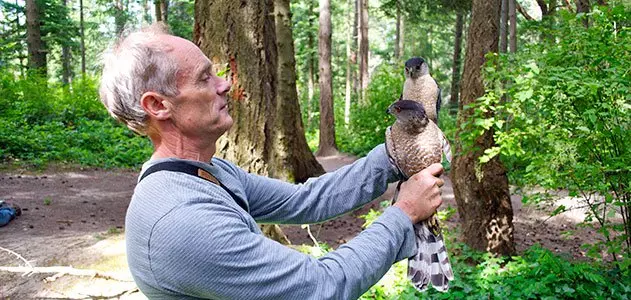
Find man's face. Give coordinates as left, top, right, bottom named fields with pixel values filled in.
left=163, top=35, right=233, bottom=140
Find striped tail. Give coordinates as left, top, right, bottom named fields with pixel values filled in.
left=407, top=216, right=454, bottom=292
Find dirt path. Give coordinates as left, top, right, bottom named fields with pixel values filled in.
left=0, top=157, right=601, bottom=298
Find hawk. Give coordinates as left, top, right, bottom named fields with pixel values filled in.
left=386, top=99, right=454, bottom=292
left=402, top=57, right=441, bottom=124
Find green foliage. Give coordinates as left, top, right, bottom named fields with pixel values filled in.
left=460, top=5, right=631, bottom=260
left=336, top=63, right=401, bottom=156
left=356, top=210, right=631, bottom=300
left=0, top=71, right=151, bottom=168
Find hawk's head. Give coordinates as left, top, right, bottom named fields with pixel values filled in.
left=404, top=57, right=429, bottom=79
left=387, top=99, right=429, bottom=132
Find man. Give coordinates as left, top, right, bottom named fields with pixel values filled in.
left=99, top=25, right=444, bottom=299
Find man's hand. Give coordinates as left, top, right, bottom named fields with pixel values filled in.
left=393, top=163, right=444, bottom=224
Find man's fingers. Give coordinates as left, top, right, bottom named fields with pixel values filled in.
left=422, top=163, right=444, bottom=177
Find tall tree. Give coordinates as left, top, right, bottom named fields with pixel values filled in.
left=508, top=0, right=516, bottom=53
left=357, top=0, right=369, bottom=105
left=195, top=0, right=324, bottom=244
left=452, top=0, right=516, bottom=255
left=576, top=0, right=590, bottom=27
left=307, top=0, right=316, bottom=128
left=499, top=0, right=508, bottom=53
left=194, top=0, right=324, bottom=182
left=316, top=0, right=338, bottom=156
left=344, top=0, right=353, bottom=125
left=394, top=0, right=402, bottom=60
left=25, top=0, right=46, bottom=74
left=61, top=0, right=72, bottom=84
left=79, top=0, right=86, bottom=77
left=154, top=0, right=162, bottom=21
left=450, top=11, right=464, bottom=111
left=160, top=0, right=169, bottom=22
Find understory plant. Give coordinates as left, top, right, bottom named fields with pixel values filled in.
left=460, top=5, right=630, bottom=264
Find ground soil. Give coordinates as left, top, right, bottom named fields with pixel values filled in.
left=0, top=156, right=603, bottom=299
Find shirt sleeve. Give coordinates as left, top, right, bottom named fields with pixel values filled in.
left=148, top=199, right=417, bottom=299
left=232, top=144, right=402, bottom=224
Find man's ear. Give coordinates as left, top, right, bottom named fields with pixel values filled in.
left=141, top=92, right=172, bottom=120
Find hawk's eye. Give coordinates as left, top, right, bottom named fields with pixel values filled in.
left=415, top=66, right=421, bottom=70
left=395, top=107, right=401, bottom=113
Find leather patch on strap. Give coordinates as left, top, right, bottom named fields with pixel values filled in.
left=198, top=168, right=219, bottom=185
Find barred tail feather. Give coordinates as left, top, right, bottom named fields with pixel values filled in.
left=408, top=221, right=453, bottom=292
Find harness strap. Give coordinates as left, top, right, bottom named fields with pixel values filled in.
left=139, top=161, right=249, bottom=212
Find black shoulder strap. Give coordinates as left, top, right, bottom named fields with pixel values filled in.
left=139, top=161, right=249, bottom=212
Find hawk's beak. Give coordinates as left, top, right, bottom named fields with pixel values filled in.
left=386, top=103, right=396, bottom=115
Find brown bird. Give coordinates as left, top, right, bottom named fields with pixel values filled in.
left=385, top=99, right=454, bottom=292
left=402, top=57, right=441, bottom=124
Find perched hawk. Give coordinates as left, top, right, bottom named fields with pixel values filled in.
left=402, top=57, right=442, bottom=124
left=386, top=99, right=454, bottom=292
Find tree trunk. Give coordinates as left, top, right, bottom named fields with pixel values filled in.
left=61, top=0, right=72, bottom=84
left=358, top=0, right=369, bottom=105
left=399, top=16, right=405, bottom=59
left=452, top=0, right=516, bottom=256
left=307, top=0, right=316, bottom=128
left=79, top=0, right=86, bottom=78
left=499, top=0, right=508, bottom=53
left=195, top=0, right=325, bottom=245
left=352, top=0, right=358, bottom=95
left=160, top=0, right=169, bottom=23
left=155, top=0, right=162, bottom=22
left=450, top=12, right=464, bottom=112
left=315, top=0, right=338, bottom=156
left=25, top=0, right=46, bottom=75
left=576, top=0, right=590, bottom=27
left=274, top=0, right=324, bottom=178
left=344, top=0, right=353, bottom=125
left=394, top=1, right=401, bottom=60
left=15, top=0, right=25, bottom=75
left=194, top=0, right=324, bottom=182
left=508, top=0, right=517, bottom=53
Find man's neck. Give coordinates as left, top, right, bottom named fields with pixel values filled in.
left=150, top=131, right=216, bottom=163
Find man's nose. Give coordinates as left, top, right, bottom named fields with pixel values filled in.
left=217, top=77, right=231, bottom=95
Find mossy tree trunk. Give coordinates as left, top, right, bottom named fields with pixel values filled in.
left=194, top=0, right=325, bottom=243
left=452, top=0, right=516, bottom=256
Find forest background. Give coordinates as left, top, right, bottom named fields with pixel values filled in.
left=0, top=0, right=629, bottom=298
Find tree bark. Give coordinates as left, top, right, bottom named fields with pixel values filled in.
left=508, top=0, right=517, bottom=53
left=358, top=0, right=369, bottom=105
left=499, top=0, right=508, bottom=53
left=399, top=16, right=405, bottom=59
left=195, top=0, right=325, bottom=244
left=25, top=0, right=46, bottom=75
left=155, top=0, right=162, bottom=22
left=394, top=0, right=401, bottom=60
left=61, top=0, right=72, bottom=84
left=79, top=0, right=86, bottom=77
left=345, top=0, right=353, bottom=125
left=576, top=0, right=590, bottom=28
left=352, top=0, right=358, bottom=94
left=450, top=12, right=464, bottom=112
left=452, top=0, right=516, bottom=256
left=315, top=0, right=338, bottom=156
left=307, top=0, right=316, bottom=128
left=194, top=0, right=324, bottom=182
left=160, top=0, right=169, bottom=23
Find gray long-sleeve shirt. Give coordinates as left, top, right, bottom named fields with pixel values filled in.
left=125, top=144, right=417, bottom=299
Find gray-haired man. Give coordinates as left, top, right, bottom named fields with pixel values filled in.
left=99, top=25, right=444, bottom=299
